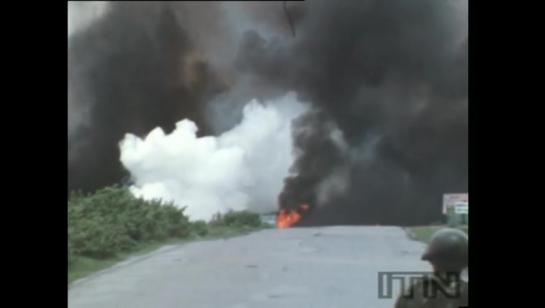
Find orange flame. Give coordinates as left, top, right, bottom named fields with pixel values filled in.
left=276, top=204, right=310, bottom=229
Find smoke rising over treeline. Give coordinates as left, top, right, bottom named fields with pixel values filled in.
left=68, top=2, right=225, bottom=192
left=236, top=0, right=467, bottom=224
left=119, top=93, right=307, bottom=221
left=68, top=1, right=467, bottom=225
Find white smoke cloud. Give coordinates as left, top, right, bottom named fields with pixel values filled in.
left=119, top=92, right=308, bottom=221
left=68, top=1, right=110, bottom=37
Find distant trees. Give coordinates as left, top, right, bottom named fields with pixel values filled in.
left=68, top=186, right=268, bottom=266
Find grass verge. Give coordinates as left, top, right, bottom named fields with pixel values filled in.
left=405, top=225, right=468, bottom=243
left=68, top=187, right=273, bottom=285
left=69, top=224, right=272, bottom=284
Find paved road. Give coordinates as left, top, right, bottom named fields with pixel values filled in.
left=68, top=226, right=430, bottom=308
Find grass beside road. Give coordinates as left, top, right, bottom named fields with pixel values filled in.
left=68, top=186, right=272, bottom=285
left=70, top=237, right=199, bottom=284
left=69, top=224, right=271, bottom=284
left=405, top=225, right=468, bottom=243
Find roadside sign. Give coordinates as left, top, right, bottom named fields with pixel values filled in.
left=454, top=202, right=468, bottom=214
left=443, top=193, right=468, bottom=214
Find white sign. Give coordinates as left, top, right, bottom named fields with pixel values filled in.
left=443, top=193, right=468, bottom=214
left=454, top=202, right=468, bottom=215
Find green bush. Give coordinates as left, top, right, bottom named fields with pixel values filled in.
left=68, top=242, right=77, bottom=268
left=68, top=186, right=191, bottom=260
left=208, top=212, right=226, bottom=227
left=68, top=186, right=269, bottom=265
left=214, top=210, right=262, bottom=228
left=190, top=220, right=209, bottom=237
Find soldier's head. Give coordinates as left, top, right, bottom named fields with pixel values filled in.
left=421, top=228, right=468, bottom=273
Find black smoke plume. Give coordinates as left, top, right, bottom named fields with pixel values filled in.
left=68, top=2, right=223, bottom=192
left=236, top=0, right=468, bottom=225
left=68, top=1, right=467, bottom=226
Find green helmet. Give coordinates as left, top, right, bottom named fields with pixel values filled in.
left=421, top=228, right=468, bottom=271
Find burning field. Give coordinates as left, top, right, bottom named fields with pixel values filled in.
left=69, top=0, right=467, bottom=226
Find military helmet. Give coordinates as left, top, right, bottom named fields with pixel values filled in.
left=421, top=228, right=468, bottom=271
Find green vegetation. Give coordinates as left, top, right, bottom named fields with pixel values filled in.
left=68, top=186, right=271, bottom=284
left=405, top=225, right=468, bottom=243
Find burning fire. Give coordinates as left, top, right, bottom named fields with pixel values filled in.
left=276, top=204, right=310, bottom=229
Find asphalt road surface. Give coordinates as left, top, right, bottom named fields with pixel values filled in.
left=68, top=226, right=430, bottom=308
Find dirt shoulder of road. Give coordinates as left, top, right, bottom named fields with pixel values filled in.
left=405, top=225, right=468, bottom=243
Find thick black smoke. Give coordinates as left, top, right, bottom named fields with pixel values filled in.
left=68, top=1, right=467, bottom=225
left=236, top=0, right=468, bottom=225
left=278, top=111, right=349, bottom=212
left=68, top=2, right=224, bottom=192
